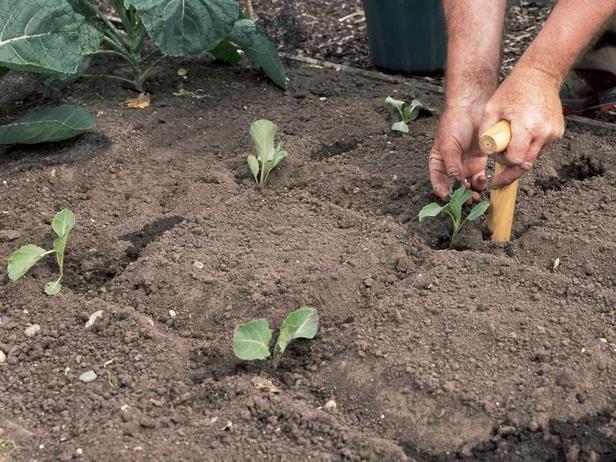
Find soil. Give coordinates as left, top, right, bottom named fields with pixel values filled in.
left=0, top=57, right=616, bottom=462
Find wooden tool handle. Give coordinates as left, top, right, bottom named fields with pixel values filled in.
left=479, top=120, right=517, bottom=242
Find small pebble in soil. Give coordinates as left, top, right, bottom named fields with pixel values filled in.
left=363, top=278, right=374, bottom=288
left=79, top=371, right=97, bottom=383
left=528, top=421, right=540, bottom=432
left=0, top=350, right=6, bottom=363
left=85, top=311, right=104, bottom=329
left=193, top=261, right=204, bottom=269
left=24, top=324, right=41, bottom=338
left=325, top=399, right=337, bottom=410
left=169, top=310, right=177, bottom=319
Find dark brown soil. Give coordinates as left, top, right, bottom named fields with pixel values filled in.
left=1, top=58, right=616, bottom=462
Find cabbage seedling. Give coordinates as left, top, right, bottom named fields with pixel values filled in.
left=234, top=307, right=319, bottom=365
left=385, top=96, right=437, bottom=133
left=418, top=187, right=490, bottom=247
left=247, top=119, right=288, bottom=187
left=7, top=209, right=75, bottom=295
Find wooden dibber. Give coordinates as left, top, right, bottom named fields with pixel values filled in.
left=479, top=120, right=516, bottom=242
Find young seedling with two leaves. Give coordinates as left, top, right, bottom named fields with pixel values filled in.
left=418, top=187, right=490, bottom=248
left=247, top=119, right=288, bottom=187
left=234, top=307, right=319, bottom=366
left=7, top=209, right=75, bottom=295
left=385, top=96, right=437, bottom=133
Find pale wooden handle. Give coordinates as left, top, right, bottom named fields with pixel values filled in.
left=479, top=120, right=512, bottom=156
left=479, top=120, right=517, bottom=242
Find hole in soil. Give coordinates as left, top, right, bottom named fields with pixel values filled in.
left=312, top=139, right=358, bottom=159
left=400, top=410, right=616, bottom=461
left=63, top=216, right=185, bottom=293
left=120, top=216, right=184, bottom=261
left=535, top=155, right=605, bottom=191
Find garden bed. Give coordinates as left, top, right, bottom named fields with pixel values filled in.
left=1, top=60, right=616, bottom=461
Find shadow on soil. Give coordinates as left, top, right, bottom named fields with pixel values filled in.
left=0, top=133, right=112, bottom=173
left=402, top=410, right=616, bottom=461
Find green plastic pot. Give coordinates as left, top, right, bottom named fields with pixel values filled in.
left=362, top=0, right=446, bottom=74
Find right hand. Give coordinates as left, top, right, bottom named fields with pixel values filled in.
left=428, top=104, right=489, bottom=202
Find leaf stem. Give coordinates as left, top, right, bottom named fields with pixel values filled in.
left=82, top=73, right=138, bottom=87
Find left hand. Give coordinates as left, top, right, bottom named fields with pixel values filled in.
left=480, top=64, right=566, bottom=188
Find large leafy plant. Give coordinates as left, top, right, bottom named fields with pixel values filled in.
left=0, top=0, right=286, bottom=145
left=7, top=209, right=75, bottom=295
left=234, top=307, right=319, bottom=366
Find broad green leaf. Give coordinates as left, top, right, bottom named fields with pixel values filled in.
left=210, top=39, right=243, bottom=64
left=275, top=307, right=319, bottom=358
left=52, top=209, right=75, bottom=238
left=44, top=278, right=62, bottom=295
left=66, top=0, right=97, bottom=20
left=233, top=319, right=272, bottom=360
left=449, top=187, right=473, bottom=222
left=270, top=148, right=287, bottom=169
left=247, top=155, right=260, bottom=179
left=250, top=119, right=276, bottom=162
left=228, top=19, right=287, bottom=89
left=406, top=99, right=437, bottom=121
left=40, top=58, right=91, bottom=91
left=51, top=209, right=75, bottom=273
left=0, top=0, right=86, bottom=75
left=391, top=121, right=409, bottom=133
left=418, top=203, right=444, bottom=222
left=0, top=105, right=95, bottom=145
left=124, top=0, right=239, bottom=56
left=467, top=200, right=491, bottom=222
left=385, top=96, right=406, bottom=119
left=7, top=244, right=49, bottom=281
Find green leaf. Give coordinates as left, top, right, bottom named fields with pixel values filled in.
left=44, top=278, right=62, bottom=296
left=275, top=307, right=319, bottom=358
left=406, top=99, right=437, bottom=121
left=52, top=209, right=75, bottom=238
left=250, top=119, right=276, bottom=162
left=385, top=96, right=406, bottom=119
left=67, top=0, right=97, bottom=20
left=448, top=187, right=473, bottom=222
left=0, top=105, right=95, bottom=145
left=391, top=121, right=409, bottom=133
left=269, top=148, right=287, bottom=169
left=247, top=155, right=260, bottom=180
left=124, top=0, right=239, bottom=56
left=467, top=200, right=491, bottom=222
left=228, top=19, right=287, bottom=89
left=209, top=39, right=243, bottom=64
left=7, top=245, right=49, bottom=281
left=418, top=203, right=444, bottom=222
left=0, top=0, right=86, bottom=75
left=51, top=209, right=75, bottom=273
left=233, top=319, right=272, bottom=360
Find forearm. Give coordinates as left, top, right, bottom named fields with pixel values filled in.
left=517, top=0, right=616, bottom=84
left=443, top=0, right=507, bottom=108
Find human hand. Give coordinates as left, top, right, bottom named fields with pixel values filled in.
left=480, top=65, right=565, bottom=188
left=429, top=103, right=489, bottom=201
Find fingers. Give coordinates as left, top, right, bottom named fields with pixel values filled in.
left=439, top=139, right=465, bottom=183
left=470, top=170, right=488, bottom=191
left=492, top=140, right=543, bottom=188
left=429, top=148, right=453, bottom=200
